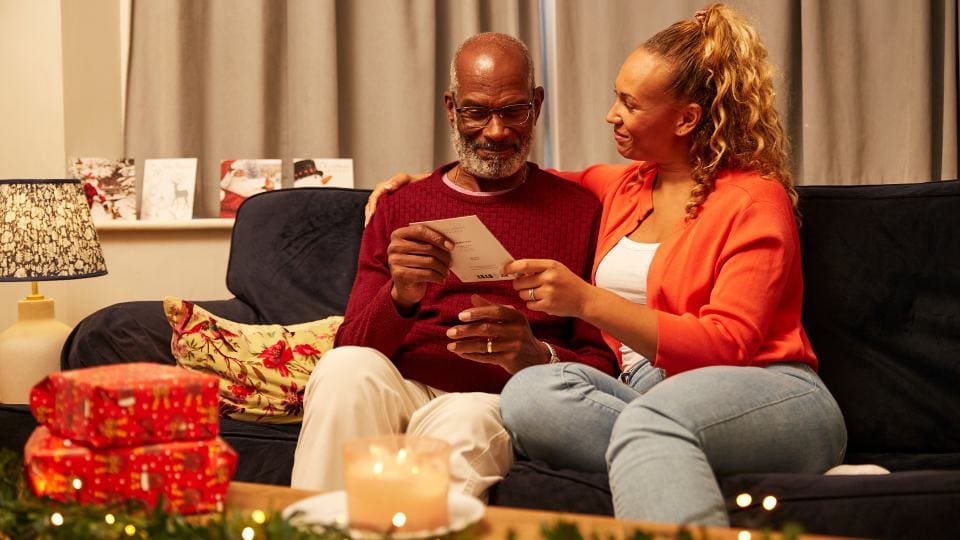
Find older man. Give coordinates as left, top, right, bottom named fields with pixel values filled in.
left=291, top=32, right=615, bottom=498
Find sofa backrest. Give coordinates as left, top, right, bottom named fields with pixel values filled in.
left=227, top=182, right=960, bottom=455
left=227, top=187, right=371, bottom=324
left=796, top=180, right=960, bottom=455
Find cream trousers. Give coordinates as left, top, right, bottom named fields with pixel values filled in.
left=290, top=346, right=514, bottom=499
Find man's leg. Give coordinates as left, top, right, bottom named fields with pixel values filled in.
left=291, top=346, right=437, bottom=491
left=407, top=392, right=512, bottom=500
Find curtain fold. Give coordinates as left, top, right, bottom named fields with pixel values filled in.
left=125, top=0, right=958, bottom=218
left=126, top=0, right=540, bottom=217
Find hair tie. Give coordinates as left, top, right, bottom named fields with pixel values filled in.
left=694, top=10, right=707, bottom=28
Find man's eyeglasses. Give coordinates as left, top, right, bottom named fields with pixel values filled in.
left=454, top=102, right=534, bottom=129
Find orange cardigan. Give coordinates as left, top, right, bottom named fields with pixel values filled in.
left=553, top=162, right=817, bottom=376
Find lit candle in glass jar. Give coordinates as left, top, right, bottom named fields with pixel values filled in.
left=344, top=435, right=450, bottom=533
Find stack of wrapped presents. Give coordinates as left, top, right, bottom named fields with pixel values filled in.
left=24, top=363, right=236, bottom=514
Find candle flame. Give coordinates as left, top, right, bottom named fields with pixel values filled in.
left=397, top=448, right=409, bottom=463
left=735, top=493, right=752, bottom=507
left=105, top=514, right=116, bottom=525
left=50, top=513, right=64, bottom=527
left=392, top=512, right=407, bottom=528
left=373, top=462, right=384, bottom=475
left=242, top=526, right=255, bottom=540
left=762, top=495, right=778, bottom=510
left=738, top=531, right=752, bottom=540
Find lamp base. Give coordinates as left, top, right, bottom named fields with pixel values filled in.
left=0, top=297, right=71, bottom=404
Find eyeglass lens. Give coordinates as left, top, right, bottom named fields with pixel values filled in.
left=458, top=104, right=531, bottom=127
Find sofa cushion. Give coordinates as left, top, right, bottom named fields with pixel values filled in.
left=489, top=460, right=613, bottom=515
left=164, top=297, right=342, bottom=423
left=219, top=417, right=301, bottom=485
left=723, top=470, right=960, bottom=539
left=60, top=299, right=260, bottom=370
left=226, top=187, right=369, bottom=324
left=797, top=180, right=960, bottom=455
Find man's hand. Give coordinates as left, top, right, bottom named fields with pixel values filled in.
left=364, top=172, right=430, bottom=226
left=388, top=224, right=455, bottom=311
left=445, top=295, right=549, bottom=374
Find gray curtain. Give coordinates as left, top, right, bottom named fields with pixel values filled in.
left=547, top=0, right=958, bottom=184
left=125, top=0, right=541, bottom=217
left=125, top=0, right=958, bottom=218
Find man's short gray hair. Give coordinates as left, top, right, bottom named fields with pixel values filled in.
left=449, top=32, right=535, bottom=96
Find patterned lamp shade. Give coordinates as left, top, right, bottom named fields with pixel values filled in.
left=0, top=179, right=107, bottom=281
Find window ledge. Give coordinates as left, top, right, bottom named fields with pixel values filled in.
left=95, top=218, right=235, bottom=232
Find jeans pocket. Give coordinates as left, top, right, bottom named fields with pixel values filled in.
left=623, top=359, right=664, bottom=394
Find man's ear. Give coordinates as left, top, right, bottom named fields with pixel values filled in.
left=444, top=91, right=457, bottom=128
left=675, top=102, right=702, bottom=137
left=532, top=86, right=545, bottom=124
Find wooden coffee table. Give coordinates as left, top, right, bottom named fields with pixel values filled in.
left=225, top=482, right=845, bottom=539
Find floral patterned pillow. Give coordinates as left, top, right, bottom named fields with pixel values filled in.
left=163, top=297, right=343, bottom=424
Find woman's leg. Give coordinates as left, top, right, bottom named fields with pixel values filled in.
left=500, top=361, right=662, bottom=472
left=607, top=363, right=846, bottom=526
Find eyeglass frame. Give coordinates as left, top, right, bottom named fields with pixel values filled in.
left=452, top=97, right=536, bottom=129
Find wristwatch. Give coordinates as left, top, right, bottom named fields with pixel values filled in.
left=543, top=341, right=560, bottom=364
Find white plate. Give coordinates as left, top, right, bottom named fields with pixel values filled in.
left=283, top=490, right=485, bottom=539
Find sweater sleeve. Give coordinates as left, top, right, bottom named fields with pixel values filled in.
left=654, top=199, right=798, bottom=374
left=334, top=200, right=416, bottom=357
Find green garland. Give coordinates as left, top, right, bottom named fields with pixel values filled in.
left=0, top=449, right=798, bottom=540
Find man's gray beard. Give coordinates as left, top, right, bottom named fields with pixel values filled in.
left=451, top=125, right=535, bottom=180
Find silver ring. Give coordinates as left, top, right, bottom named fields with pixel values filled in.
left=486, top=338, right=494, bottom=354
left=528, top=288, right=537, bottom=302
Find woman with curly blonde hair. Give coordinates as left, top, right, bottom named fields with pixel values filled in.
left=494, top=4, right=846, bottom=526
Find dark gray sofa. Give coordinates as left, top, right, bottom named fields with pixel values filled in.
left=2, top=179, right=959, bottom=539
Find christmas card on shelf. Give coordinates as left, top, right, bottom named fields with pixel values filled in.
left=25, top=426, right=236, bottom=514
left=141, top=158, right=198, bottom=220
left=219, top=158, right=282, bottom=218
left=29, top=363, right=220, bottom=449
left=293, top=158, right=354, bottom=188
left=68, top=157, right=136, bottom=221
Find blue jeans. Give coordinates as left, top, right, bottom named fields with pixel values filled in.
left=500, top=361, right=847, bottom=526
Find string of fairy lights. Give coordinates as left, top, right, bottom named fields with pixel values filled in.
left=1, top=449, right=797, bottom=540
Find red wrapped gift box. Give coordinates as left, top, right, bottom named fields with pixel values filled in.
left=24, top=426, right=237, bottom=514
left=30, top=363, right=219, bottom=448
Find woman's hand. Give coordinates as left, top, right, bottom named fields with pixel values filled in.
left=364, top=172, right=430, bottom=226
left=503, top=259, right=598, bottom=319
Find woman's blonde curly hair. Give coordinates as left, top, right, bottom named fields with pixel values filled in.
left=643, top=3, right=798, bottom=220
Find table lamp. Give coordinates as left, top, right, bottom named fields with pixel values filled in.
left=0, top=179, right=107, bottom=403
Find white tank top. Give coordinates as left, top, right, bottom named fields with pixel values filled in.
left=594, top=236, right=660, bottom=371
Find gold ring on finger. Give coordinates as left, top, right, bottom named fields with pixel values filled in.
left=528, top=288, right=538, bottom=302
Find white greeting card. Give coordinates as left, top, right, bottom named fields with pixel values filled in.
left=141, top=158, right=198, bottom=220
left=412, top=215, right=515, bottom=282
left=293, top=158, right=354, bottom=188
left=67, top=157, right=136, bottom=222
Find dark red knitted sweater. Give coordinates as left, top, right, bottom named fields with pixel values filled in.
left=335, top=162, right=617, bottom=393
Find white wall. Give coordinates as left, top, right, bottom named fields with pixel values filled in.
left=0, top=0, right=231, bottom=336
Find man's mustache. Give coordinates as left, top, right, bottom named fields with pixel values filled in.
left=470, top=140, right=520, bottom=153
